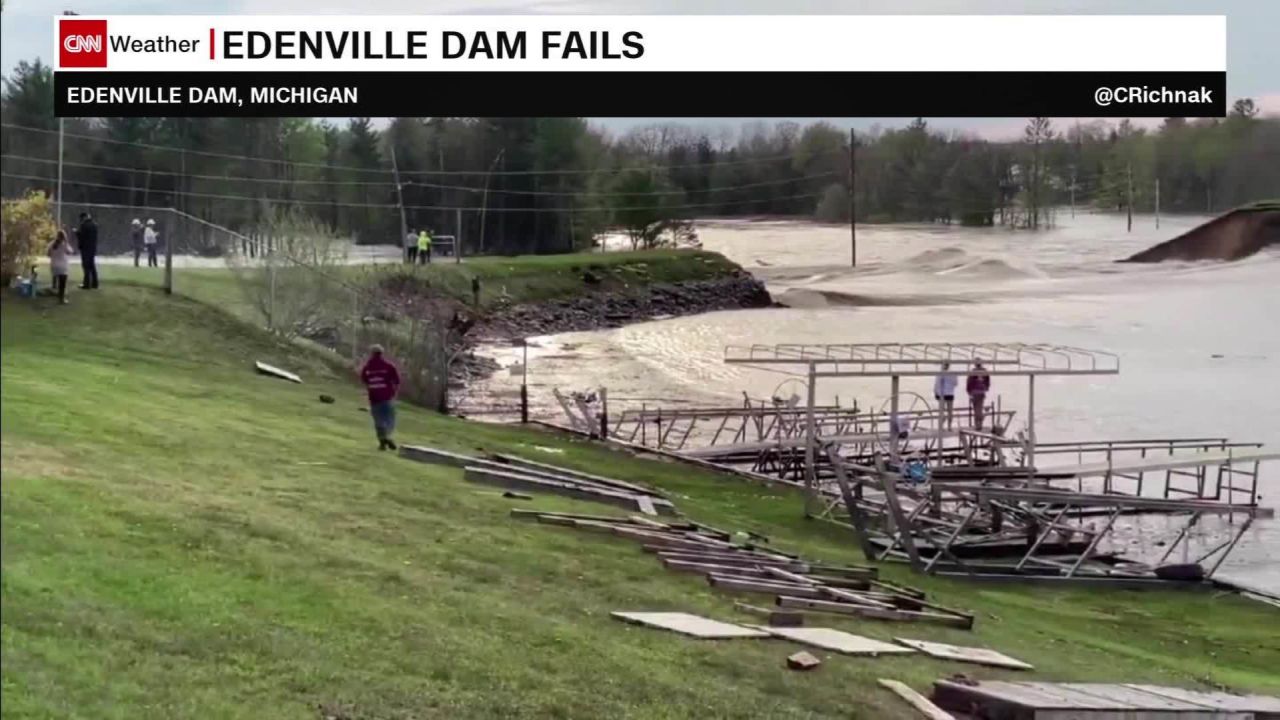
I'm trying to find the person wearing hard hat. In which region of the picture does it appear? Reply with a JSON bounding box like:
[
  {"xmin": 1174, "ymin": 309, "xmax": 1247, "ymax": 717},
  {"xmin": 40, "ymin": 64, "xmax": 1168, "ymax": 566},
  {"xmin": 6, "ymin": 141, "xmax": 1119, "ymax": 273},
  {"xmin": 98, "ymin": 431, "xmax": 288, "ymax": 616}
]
[
  {"xmin": 143, "ymin": 219, "xmax": 160, "ymax": 267},
  {"xmin": 417, "ymin": 228, "xmax": 432, "ymax": 265},
  {"xmin": 130, "ymin": 219, "xmax": 144, "ymax": 267}
]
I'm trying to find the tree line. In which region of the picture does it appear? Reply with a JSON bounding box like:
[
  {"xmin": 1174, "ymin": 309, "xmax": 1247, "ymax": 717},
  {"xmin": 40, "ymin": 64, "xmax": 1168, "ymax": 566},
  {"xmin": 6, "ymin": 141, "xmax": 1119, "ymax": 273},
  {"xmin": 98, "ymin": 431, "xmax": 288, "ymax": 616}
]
[{"xmin": 3, "ymin": 58, "xmax": 1278, "ymax": 255}]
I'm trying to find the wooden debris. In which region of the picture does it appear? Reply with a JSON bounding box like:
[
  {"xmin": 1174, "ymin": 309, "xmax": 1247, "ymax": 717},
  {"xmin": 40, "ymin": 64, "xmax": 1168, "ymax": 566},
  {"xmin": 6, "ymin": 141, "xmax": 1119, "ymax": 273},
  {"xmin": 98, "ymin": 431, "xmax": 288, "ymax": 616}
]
[
  {"xmin": 734, "ymin": 602, "xmax": 804, "ymax": 627},
  {"xmin": 751, "ymin": 626, "xmax": 915, "ymax": 657},
  {"xmin": 611, "ymin": 611, "xmax": 769, "ymax": 639},
  {"xmin": 399, "ymin": 444, "xmax": 477, "ymax": 468},
  {"xmin": 932, "ymin": 679, "xmax": 1280, "ymax": 719},
  {"xmin": 877, "ymin": 679, "xmax": 955, "ymax": 720},
  {"xmin": 776, "ymin": 597, "xmax": 974, "ymax": 630},
  {"xmin": 514, "ymin": 508, "xmax": 974, "ymax": 634},
  {"xmin": 489, "ymin": 452, "xmax": 668, "ymax": 498},
  {"xmin": 895, "ymin": 638, "xmax": 1033, "ymax": 670},
  {"xmin": 502, "ymin": 491, "xmax": 533, "ymax": 500},
  {"xmin": 787, "ymin": 651, "xmax": 822, "ymax": 671},
  {"xmin": 464, "ymin": 466, "xmax": 676, "ymax": 515},
  {"xmin": 254, "ymin": 361, "xmax": 301, "ymax": 384}
]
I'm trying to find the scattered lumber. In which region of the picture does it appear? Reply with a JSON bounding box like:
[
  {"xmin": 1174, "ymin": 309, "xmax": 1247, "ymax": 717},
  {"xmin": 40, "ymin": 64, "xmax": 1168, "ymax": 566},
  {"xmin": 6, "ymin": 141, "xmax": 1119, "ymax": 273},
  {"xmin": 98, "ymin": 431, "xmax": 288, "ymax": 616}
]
[
  {"xmin": 400, "ymin": 444, "xmax": 676, "ymax": 515},
  {"xmin": 877, "ymin": 679, "xmax": 955, "ymax": 720},
  {"xmin": 515, "ymin": 508, "xmax": 975, "ymax": 632},
  {"xmin": 787, "ymin": 651, "xmax": 822, "ymax": 671},
  {"xmin": 735, "ymin": 602, "xmax": 804, "ymax": 627}
]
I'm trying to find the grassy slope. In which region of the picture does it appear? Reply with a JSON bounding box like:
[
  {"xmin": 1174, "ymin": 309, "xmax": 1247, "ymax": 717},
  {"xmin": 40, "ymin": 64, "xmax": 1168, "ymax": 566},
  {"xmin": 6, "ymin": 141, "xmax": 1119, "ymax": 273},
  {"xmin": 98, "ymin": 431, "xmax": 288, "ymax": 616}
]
[
  {"xmin": 2, "ymin": 286, "xmax": 1277, "ymax": 720},
  {"xmin": 105, "ymin": 249, "xmax": 742, "ymax": 317}
]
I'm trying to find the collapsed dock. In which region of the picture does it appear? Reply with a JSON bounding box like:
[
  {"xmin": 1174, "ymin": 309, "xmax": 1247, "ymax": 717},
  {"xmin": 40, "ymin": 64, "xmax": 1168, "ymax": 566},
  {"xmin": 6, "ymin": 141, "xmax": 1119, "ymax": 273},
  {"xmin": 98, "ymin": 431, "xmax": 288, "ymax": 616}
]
[{"xmin": 554, "ymin": 342, "xmax": 1276, "ymax": 587}]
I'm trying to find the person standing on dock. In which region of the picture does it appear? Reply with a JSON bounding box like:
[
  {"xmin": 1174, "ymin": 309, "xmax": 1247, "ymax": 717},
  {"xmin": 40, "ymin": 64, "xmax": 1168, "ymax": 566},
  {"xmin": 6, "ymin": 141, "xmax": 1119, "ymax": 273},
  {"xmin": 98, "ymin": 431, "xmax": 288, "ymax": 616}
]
[
  {"xmin": 933, "ymin": 362, "xmax": 958, "ymax": 430},
  {"xmin": 359, "ymin": 344, "xmax": 402, "ymax": 451},
  {"xmin": 966, "ymin": 362, "xmax": 992, "ymax": 429}
]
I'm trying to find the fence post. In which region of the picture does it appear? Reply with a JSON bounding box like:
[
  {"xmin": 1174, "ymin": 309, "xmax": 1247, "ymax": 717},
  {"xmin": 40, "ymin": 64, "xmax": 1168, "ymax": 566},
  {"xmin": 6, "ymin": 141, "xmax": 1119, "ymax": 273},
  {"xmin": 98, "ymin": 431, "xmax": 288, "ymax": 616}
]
[
  {"xmin": 164, "ymin": 210, "xmax": 174, "ymax": 295},
  {"xmin": 351, "ymin": 289, "xmax": 360, "ymax": 361},
  {"xmin": 520, "ymin": 338, "xmax": 529, "ymax": 424},
  {"xmin": 267, "ymin": 257, "xmax": 276, "ymax": 331}
]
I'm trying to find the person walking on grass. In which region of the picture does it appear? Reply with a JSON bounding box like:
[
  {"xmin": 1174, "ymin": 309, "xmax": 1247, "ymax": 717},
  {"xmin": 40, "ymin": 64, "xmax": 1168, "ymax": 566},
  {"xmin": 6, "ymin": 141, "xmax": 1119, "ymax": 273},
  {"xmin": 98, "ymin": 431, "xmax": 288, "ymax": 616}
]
[
  {"xmin": 72, "ymin": 211, "xmax": 99, "ymax": 289},
  {"xmin": 143, "ymin": 219, "xmax": 160, "ymax": 267},
  {"xmin": 360, "ymin": 344, "xmax": 402, "ymax": 451},
  {"xmin": 933, "ymin": 361, "xmax": 958, "ymax": 430},
  {"xmin": 405, "ymin": 228, "xmax": 418, "ymax": 264},
  {"xmin": 47, "ymin": 229, "xmax": 74, "ymax": 305},
  {"xmin": 130, "ymin": 219, "xmax": 144, "ymax": 267},
  {"xmin": 417, "ymin": 228, "xmax": 432, "ymax": 265},
  {"xmin": 966, "ymin": 361, "xmax": 992, "ymax": 430}
]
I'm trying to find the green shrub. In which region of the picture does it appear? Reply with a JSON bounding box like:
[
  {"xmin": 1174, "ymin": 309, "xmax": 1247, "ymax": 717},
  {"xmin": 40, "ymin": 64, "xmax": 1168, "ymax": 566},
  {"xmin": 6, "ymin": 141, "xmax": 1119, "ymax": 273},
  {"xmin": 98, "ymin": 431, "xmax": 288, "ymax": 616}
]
[{"xmin": 1, "ymin": 190, "xmax": 57, "ymax": 284}]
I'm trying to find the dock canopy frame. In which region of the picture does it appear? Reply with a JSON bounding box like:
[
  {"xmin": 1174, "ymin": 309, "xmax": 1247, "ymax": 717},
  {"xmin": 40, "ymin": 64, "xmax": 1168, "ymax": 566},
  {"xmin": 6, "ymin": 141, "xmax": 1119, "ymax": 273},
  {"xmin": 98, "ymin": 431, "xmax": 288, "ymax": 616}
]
[{"xmin": 722, "ymin": 342, "xmax": 1121, "ymax": 514}]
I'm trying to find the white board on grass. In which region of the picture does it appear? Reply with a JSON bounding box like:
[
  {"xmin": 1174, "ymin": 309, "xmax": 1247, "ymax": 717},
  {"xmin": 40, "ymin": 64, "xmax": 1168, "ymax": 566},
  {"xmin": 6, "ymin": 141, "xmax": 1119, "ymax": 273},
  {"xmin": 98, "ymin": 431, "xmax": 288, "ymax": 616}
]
[
  {"xmin": 754, "ymin": 626, "xmax": 915, "ymax": 656},
  {"xmin": 894, "ymin": 638, "xmax": 1034, "ymax": 670},
  {"xmin": 611, "ymin": 612, "xmax": 770, "ymax": 639}
]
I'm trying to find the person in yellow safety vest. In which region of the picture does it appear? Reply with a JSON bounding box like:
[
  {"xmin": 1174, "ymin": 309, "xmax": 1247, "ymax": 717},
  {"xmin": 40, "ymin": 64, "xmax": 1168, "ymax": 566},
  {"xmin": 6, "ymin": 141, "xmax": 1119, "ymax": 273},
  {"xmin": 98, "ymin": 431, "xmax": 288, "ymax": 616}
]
[{"xmin": 417, "ymin": 229, "xmax": 432, "ymax": 265}]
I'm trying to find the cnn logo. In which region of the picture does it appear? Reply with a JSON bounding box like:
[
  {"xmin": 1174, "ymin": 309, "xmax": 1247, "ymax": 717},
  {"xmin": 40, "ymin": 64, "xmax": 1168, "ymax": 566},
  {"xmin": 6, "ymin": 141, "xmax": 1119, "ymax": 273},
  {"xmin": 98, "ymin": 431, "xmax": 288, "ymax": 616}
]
[{"xmin": 59, "ymin": 19, "xmax": 107, "ymax": 68}]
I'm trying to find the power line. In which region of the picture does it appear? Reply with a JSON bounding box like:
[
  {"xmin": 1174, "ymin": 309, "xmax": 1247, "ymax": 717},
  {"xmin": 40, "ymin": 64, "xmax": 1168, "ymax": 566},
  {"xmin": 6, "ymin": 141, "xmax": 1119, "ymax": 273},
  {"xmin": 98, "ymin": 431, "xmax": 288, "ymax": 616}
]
[
  {"xmin": 0, "ymin": 122, "xmax": 839, "ymax": 178},
  {"xmin": 2, "ymin": 171, "xmax": 824, "ymax": 214},
  {"xmin": 1, "ymin": 153, "xmax": 836, "ymax": 197}
]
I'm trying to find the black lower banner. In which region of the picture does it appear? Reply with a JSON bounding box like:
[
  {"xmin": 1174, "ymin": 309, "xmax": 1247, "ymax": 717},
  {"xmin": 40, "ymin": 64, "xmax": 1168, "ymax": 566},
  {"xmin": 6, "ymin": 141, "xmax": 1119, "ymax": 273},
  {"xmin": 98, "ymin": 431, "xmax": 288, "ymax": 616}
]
[{"xmin": 54, "ymin": 71, "xmax": 1226, "ymax": 118}]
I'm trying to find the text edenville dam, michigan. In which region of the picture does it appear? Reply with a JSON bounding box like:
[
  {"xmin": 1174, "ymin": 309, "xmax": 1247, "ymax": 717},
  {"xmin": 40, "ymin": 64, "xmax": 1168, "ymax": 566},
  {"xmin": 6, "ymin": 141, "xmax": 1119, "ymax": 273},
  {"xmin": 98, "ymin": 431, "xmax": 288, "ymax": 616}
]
[{"xmin": 109, "ymin": 29, "xmax": 646, "ymax": 61}]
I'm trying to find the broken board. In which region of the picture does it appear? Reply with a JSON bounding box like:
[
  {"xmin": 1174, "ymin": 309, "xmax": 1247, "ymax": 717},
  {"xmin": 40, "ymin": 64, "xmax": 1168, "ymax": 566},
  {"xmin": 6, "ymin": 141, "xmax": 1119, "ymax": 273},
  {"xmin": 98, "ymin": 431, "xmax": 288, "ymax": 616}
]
[
  {"xmin": 877, "ymin": 679, "xmax": 956, "ymax": 720},
  {"xmin": 611, "ymin": 612, "xmax": 769, "ymax": 639},
  {"xmin": 895, "ymin": 638, "xmax": 1033, "ymax": 670},
  {"xmin": 254, "ymin": 361, "xmax": 301, "ymax": 384},
  {"xmin": 931, "ymin": 680, "xmax": 1272, "ymax": 719},
  {"xmin": 752, "ymin": 626, "xmax": 915, "ymax": 656}
]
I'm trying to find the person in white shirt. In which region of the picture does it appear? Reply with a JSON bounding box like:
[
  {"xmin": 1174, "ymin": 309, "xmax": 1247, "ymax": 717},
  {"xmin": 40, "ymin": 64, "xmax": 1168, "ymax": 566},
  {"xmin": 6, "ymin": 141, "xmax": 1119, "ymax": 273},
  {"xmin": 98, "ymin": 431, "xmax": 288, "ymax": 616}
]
[
  {"xmin": 933, "ymin": 361, "xmax": 958, "ymax": 430},
  {"xmin": 404, "ymin": 228, "xmax": 418, "ymax": 264},
  {"xmin": 143, "ymin": 219, "xmax": 159, "ymax": 267},
  {"xmin": 47, "ymin": 228, "xmax": 74, "ymax": 304}
]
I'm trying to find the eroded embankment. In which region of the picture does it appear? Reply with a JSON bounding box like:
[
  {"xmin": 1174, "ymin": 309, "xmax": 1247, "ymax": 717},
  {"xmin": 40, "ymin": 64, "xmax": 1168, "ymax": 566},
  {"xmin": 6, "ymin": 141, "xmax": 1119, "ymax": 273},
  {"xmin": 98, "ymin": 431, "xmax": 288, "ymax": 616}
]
[{"xmin": 1124, "ymin": 204, "xmax": 1280, "ymax": 262}]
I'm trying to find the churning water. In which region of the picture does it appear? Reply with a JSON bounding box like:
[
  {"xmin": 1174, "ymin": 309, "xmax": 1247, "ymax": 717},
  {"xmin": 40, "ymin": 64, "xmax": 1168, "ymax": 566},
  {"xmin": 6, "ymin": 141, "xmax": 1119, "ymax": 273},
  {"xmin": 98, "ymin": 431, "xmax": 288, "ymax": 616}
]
[{"xmin": 474, "ymin": 212, "xmax": 1280, "ymax": 593}]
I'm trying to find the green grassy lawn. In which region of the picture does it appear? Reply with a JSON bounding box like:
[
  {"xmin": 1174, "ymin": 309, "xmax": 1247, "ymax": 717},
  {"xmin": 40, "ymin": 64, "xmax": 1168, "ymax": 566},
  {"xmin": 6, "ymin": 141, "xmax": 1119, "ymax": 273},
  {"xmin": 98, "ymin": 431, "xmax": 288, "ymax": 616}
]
[
  {"xmin": 2, "ymin": 285, "xmax": 1277, "ymax": 719},
  {"xmin": 103, "ymin": 248, "xmax": 741, "ymax": 319}
]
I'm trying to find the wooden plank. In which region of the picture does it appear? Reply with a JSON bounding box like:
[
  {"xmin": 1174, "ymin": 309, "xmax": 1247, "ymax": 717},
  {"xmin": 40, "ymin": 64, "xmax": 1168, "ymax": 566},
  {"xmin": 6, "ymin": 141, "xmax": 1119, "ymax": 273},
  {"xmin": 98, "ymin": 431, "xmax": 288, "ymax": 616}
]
[
  {"xmin": 821, "ymin": 586, "xmax": 897, "ymax": 610},
  {"xmin": 776, "ymin": 597, "xmax": 973, "ymax": 629},
  {"xmin": 1125, "ymin": 684, "xmax": 1280, "ymax": 715},
  {"xmin": 255, "ymin": 361, "xmax": 302, "ymax": 383},
  {"xmin": 877, "ymin": 679, "xmax": 956, "ymax": 720},
  {"xmin": 751, "ymin": 626, "xmax": 915, "ymax": 656},
  {"xmin": 763, "ymin": 567, "xmax": 820, "ymax": 586},
  {"xmin": 490, "ymin": 453, "xmax": 669, "ymax": 498},
  {"xmin": 661, "ymin": 559, "xmax": 771, "ymax": 578},
  {"xmin": 707, "ymin": 574, "xmax": 828, "ymax": 599},
  {"xmin": 399, "ymin": 444, "xmax": 475, "ymax": 468},
  {"xmin": 895, "ymin": 639, "xmax": 1033, "ymax": 671},
  {"xmin": 1055, "ymin": 684, "xmax": 1214, "ymax": 711},
  {"xmin": 734, "ymin": 602, "xmax": 805, "ymax": 627},
  {"xmin": 611, "ymin": 611, "xmax": 769, "ymax": 639},
  {"xmin": 636, "ymin": 495, "xmax": 659, "ymax": 516},
  {"xmin": 466, "ymin": 467, "xmax": 650, "ymax": 513},
  {"xmin": 511, "ymin": 509, "xmax": 630, "ymax": 523}
]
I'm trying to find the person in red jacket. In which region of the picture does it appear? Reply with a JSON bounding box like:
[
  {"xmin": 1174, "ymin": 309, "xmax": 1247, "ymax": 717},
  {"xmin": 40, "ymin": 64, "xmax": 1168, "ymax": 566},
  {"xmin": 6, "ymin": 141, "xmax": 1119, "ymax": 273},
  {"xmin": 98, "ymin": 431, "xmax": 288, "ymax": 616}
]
[
  {"xmin": 966, "ymin": 361, "xmax": 992, "ymax": 430},
  {"xmin": 359, "ymin": 344, "xmax": 402, "ymax": 450}
]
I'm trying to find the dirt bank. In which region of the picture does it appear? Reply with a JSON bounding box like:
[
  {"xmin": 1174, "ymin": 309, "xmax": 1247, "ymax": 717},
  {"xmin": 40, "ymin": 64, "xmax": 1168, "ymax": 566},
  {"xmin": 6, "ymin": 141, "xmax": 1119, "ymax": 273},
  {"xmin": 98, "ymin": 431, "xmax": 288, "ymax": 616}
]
[
  {"xmin": 475, "ymin": 272, "xmax": 774, "ymax": 339},
  {"xmin": 1123, "ymin": 204, "xmax": 1280, "ymax": 262}
]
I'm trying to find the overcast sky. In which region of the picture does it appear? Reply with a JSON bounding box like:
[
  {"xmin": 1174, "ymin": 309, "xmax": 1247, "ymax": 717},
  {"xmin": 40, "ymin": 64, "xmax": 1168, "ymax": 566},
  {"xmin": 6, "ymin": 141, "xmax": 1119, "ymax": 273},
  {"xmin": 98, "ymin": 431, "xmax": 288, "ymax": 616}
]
[{"xmin": 5, "ymin": 0, "xmax": 1277, "ymax": 139}]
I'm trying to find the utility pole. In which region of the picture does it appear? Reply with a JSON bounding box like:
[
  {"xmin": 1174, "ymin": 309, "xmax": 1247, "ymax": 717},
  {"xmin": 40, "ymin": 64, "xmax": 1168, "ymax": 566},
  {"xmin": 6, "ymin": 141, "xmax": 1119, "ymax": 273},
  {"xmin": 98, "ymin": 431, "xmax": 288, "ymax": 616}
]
[
  {"xmin": 848, "ymin": 128, "xmax": 857, "ymax": 267},
  {"xmin": 1126, "ymin": 163, "xmax": 1133, "ymax": 233},
  {"xmin": 1155, "ymin": 178, "xmax": 1161, "ymax": 229},
  {"xmin": 479, "ymin": 148, "xmax": 504, "ymax": 255},
  {"xmin": 1069, "ymin": 166, "xmax": 1077, "ymax": 219},
  {"xmin": 389, "ymin": 141, "xmax": 408, "ymax": 254},
  {"xmin": 56, "ymin": 118, "xmax": 65, "ymax": 228}
]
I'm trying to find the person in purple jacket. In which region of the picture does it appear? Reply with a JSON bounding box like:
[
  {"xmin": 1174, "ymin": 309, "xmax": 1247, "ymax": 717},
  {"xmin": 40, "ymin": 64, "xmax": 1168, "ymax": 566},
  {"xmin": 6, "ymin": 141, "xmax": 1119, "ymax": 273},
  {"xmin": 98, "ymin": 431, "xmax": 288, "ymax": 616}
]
[{"xmin": 966, "ymin": 362, "xmax": 992, "ymax": 429}]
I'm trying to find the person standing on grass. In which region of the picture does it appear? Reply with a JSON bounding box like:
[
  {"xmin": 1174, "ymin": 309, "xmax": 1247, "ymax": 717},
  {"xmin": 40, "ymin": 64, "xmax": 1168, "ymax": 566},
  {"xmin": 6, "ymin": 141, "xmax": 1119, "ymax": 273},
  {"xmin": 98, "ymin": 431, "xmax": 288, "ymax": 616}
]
[
  {"xmin": 130, "ymin": 219, "xmax": 144, "ymax": 267},
  {"xmin": 72, "ymin": 211, "xmax": 99, "ymax": 289},
  {"xmin": 360, "ymin": 344, "xmax": 402, "ymax": 451},
  {"xmin": 933, "ymin": 361, "xmax": 958, "ymax": 430},
  {"xmin": 143, "ymin": 219, "xmax": 160, "ymax": 267},
  {"xmin": 47, "ymin": 229, "xmax": 73, "ymax": 305},
  {"xmin": 405, "ymin": 228, "xmax": 418, "ymax": 264},
  {"xmin": 966, "ymin": 361, "xmax": 992, "ymax": 430},
  {"xmin": 417, "ymin": 229, "xmax": 432, "ymax": 265}
]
